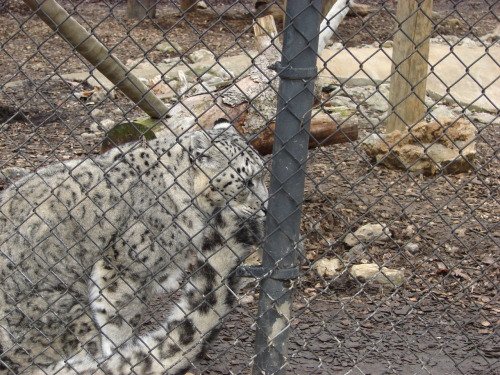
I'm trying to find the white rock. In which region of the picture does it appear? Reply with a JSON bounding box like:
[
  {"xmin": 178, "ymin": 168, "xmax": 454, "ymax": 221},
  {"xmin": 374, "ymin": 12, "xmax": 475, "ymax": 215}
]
[
  {"xmin": 344, "ymin": 243, "xmax": 365, "ymax": 261},
  {"xmin": 101, "ymin": 119, "xmax": 115, "ymax": 130},
  {"xmin": 156, "ymin": 41, "xmax": 181, "ymax": 54},
  {"xmin": 196, "ymin": 0, "xmax": 207, "ymax": 9},
  {"xmin": 325, "ymin": 95, "xmax": 356, "ymax": 109},
  {"xmin": 314, "ymin": 258, "xmax": 343, "ymax": 278},
  {"xmin": 470, "ymin": 112, "xmax": 498, "ymax": 124},
  {"xmin": 90, "ymin": 108, "xmax": 105, "ymax": 117},
  {"xmin": 112, "ymin": 108, "xmax": 126, "ymax": 116},
  {"xmin": 344, "ymin": 223, "xmax": 391, "ymax": 247},
  {"xmin": 90, "ymin": 119, "xmax": 115, "ymax": 133},
  {"xmin": 404, "ymin": 242, "xmax": 419, "ymax": 254},
  {"xmin": 80, "ymin": 132, "xmax": 94, "ymax": 140},
  {"xmin": 430, "ymin": 105, "xmax": 455, "ymax": 119},
  {"xmin": 365, "ymin": 90, "xmax": 390, "ymax": 113},
  {"xmin": 350, "ymin": 264, "xmax": 405, "ymax": 288},
  {"xmin": 89, "ymin": 122, "xmax": 101, "ymax": 133},
  {"xmin": 189, "ymin": 49, "xmax": 216, "ymax": 64},
  {"xmin": 239, "ymin": 294, "xmax": 254, "ymax": 305}
]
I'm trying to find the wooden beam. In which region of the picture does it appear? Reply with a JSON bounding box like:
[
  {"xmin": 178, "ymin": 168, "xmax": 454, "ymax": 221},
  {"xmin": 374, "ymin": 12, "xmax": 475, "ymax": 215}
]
[{"xmin": 386, "ymin": 0, "xmax": 433, "ymax": 133}]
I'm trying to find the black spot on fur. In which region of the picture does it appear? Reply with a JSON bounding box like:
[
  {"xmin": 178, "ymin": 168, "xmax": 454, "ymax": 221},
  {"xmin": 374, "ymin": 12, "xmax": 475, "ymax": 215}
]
[
  {"xmin": 141, "ymin": 356, "xmax": 153, "ymax": 372},
  {"xmin": 201, "ymin": 230, "xmax": 224, "ymax": 253},
  {"xmin": 235, "ymin": 219, "xmax": 261, "ymax": 246},
  {"xmin": 224, "ymin": 271, "xmax": 239, "ymax": 307},
  {"xmin": 214, "ymin": 118, "xmax": 229, "ymax": 125},
  {"xmin": 174, "ymin": 365, "xmax": 192, "ymax": 375},
  {"xmin": 195, "ymin": 261, "xmax": 217, "ymax": 286},
  {"xmin": 130, "ymin": 313, "xmax": 142, "ymax": 327},
  {"xmin": 179, "ymin": 320, "xmax": 196, "ymax": 345},
  {"xmin": 212, "ymin": 210, "xmax": 226, "ymax": 228},
  {"xmin": 166, "ymin": 343, "xmax": 180, "ymax": 357}
]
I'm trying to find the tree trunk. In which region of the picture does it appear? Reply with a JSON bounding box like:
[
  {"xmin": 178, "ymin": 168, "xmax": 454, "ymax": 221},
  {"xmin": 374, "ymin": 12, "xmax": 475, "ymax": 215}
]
[
  {"xmin": 127, "ymin": 0, "xmax": 157, "ymax": 19},
  {"xmin": 180, "ymin": 0, "xmax": 197, "ymax": 12}
]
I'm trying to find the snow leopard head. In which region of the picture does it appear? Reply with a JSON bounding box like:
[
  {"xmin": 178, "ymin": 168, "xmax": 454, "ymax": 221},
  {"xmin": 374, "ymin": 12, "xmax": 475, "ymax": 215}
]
[{"xmin": 190, "ymin": 120, "xmax": 268, "ymax": 218}]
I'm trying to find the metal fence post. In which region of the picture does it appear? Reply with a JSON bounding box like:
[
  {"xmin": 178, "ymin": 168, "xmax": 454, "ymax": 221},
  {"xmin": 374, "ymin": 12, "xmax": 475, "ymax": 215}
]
[{"xmin": 252, "ymin": 1, "xmax": 322, "ymax": 374}]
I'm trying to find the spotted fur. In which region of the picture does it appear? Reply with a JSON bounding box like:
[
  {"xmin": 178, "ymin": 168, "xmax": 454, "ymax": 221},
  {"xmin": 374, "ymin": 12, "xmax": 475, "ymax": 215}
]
[{"xmin": 0, "ymin": 124, "xmax": 267, "ymax": 374}]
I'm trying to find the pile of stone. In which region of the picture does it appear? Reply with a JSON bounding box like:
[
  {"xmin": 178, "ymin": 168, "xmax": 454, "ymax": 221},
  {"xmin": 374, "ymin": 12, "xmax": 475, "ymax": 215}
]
[{"xmin": 361, "ymin": 118, "xmax": 477, "ymax": 175}]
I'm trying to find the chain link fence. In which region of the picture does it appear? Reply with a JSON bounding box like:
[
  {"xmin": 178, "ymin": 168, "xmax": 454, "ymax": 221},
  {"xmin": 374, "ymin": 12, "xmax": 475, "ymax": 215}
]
[{"xmin": 1, "ymin": 0, "xmax": 498, "ymax": 374}]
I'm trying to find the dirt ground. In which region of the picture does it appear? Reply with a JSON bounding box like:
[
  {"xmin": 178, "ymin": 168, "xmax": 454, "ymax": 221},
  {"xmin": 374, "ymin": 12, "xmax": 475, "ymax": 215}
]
[{"xmin": 0, "ymin": 0, "xmax": 499, "ymax": 374}]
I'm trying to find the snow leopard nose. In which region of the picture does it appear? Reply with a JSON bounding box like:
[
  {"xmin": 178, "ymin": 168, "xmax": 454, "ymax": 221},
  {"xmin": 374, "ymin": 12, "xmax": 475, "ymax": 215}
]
[{"xmin": 260, "ymin": 201, "xmax": 268, "ymax": 215}]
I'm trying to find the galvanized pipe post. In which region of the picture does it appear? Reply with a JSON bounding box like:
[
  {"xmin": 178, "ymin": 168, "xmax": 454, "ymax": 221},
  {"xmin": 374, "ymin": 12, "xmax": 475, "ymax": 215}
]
[{"xmin": 252, "ymin": 1, "xmax": 322, "ymax": 374}]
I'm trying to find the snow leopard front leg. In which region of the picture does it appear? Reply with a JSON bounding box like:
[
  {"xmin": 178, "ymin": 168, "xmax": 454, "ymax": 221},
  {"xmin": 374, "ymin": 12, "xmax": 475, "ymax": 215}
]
[
  {"xmin": 87, "ymin": 220, "xmax": 174, "ymax": 358},
  {"xmin": 48, "ymin": 212, "xmax": 264, "ymax": 375}
]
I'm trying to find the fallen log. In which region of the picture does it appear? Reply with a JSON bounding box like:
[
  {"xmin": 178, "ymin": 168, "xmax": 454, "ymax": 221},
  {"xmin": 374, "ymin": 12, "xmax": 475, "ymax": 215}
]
[
  {"xmin": 250, "ymin": 115, "xmax": 358, "ymax": 155},
  {"xmin": 104, "ymin": 109, "xmax": 357, "ymax": 156}
]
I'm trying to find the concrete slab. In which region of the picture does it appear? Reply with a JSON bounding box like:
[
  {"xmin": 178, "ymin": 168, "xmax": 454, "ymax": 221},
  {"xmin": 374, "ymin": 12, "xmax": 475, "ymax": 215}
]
[
  {"xmin": 320, "ymin": 43, "xmax": 499, "ymax": 113},
  {"xmin": 46, "ymin": 44, "xmax": 497, "ymax": 113}
]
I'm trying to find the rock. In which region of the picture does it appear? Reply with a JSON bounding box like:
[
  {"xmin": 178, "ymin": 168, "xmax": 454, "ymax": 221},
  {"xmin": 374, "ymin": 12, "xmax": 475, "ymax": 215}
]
[
  {"xmin": 156, "ymin": 41, "xmax": 181, "ymax": 54},
  {"xmin": 361, "ymin": 118, "xmax": 477, "ymax": 175},
  {"xmin": 112, "ymin": 108, "xmax": 126, "ymax": 116},
  {"xmin": 344, "ymin": 243, "xmax": 365, "ymax": 261},
  {"xmin": 203, "ymin": 75, "xmax": 230, "ymax": 89},
  {"xmin": 0, "ymin": 167, "xmax": 31, "ymax": 184},
  {"xmin": 430, "ymin": 105, "xmax": 455, "ymax": 119},
  {"xmin": 100, "ymin": 121, "xmax": 157, "ymax": 153},
  {"xmin": 314, "ymin": 258, "xmax": 343, "ymax": 278},
  {"xmin": 196, "ymin": 0, "xmax": 207, "ymax": 9},
  {"xmin": 325, "ymin": 94, "xmax": 354, "ymax": 107},
  {"xmin": 239, "ymin": 294, "xmax": 254, "ymax": 305},
  {"xmin": 349, "ymin": 3, "xmax": 376, "ymax": 17},
  {"xmin": 349, "ymin": 264, "xmax": 405, "ymax": 289},
  {"xmin": 365, "ymin": 86, "xmax": 390, "ymax": 113},
  {"xmin": 404, "ymin": 242, "xmax": 419, "ymax": 254},
  {"xmin": 470, "ymin": 112, "xmax": 499, "ymax": 125},
  {"xmin": 189, "ymin": 49, "xmax": 215, "ymax": 64},
  {"xmin": 324, "ymin": 105, "xmax": 355, "ymax": 118},
  {"xmin": 90, "ymin": 108, "xmax": 105, "ymax": 117},
  {"xmin": 480, "ymin": 24, "xmax": 500, "ymax": 43},
  {"xmin": 320, "ymin": 44, "xmax": 500, "ymax": 113},
  {"xmin": 81, "ymin": 132, "xmax": 94, "ymax": 140},
  {"xmin": 89, "ymin": 122, "xmax": 101, "ymax": 133},
  {"xmin": 441, "ymin": 18, "xmax": 464, "ymax": 28},
  {"xmin": 344, "ymin": 223, "xmax": 391, "ymax": 247}
]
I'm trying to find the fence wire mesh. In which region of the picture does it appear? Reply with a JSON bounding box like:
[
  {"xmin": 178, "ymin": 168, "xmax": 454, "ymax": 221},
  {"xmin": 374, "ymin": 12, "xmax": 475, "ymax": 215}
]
[{"xmin": 0, "ymin": 0, "xmax": 499, "ymax": 374}]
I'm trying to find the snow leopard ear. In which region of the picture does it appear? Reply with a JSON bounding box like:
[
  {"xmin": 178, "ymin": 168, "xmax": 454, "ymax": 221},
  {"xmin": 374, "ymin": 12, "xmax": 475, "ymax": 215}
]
[
  {"xmin": 213, "ymin": 118, "xmax": 237, "ymax": 134},
  {"xmin": 189, "ymin": 131, "xmax": 212, "ymax": 164}
]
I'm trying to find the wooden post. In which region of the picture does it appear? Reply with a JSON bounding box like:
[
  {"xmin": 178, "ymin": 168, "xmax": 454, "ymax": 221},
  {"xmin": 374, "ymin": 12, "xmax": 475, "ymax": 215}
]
[
  {"xmin": 180, "ymin": 0, "xmax": 197, "ymax": 12},
  {"xmin": 127, "ymin": 0, "xmax": 156, "ymax": 19},
  {"xmin": 386, "ymin": 0, "xmax": 433, "ymax": 133}
]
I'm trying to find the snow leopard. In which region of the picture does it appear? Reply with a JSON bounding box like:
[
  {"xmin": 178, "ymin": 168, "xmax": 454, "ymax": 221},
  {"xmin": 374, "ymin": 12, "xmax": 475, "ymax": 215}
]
[{"xmin": 0, "ymin": 120, "xmax": 268, "ymax": 375}]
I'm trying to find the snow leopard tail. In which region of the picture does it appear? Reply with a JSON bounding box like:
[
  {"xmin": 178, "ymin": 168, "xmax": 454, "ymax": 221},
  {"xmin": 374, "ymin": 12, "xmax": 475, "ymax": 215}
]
[{"xmin": 44, "ymin": 213, "xmax": 264, "ymax": 375}]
